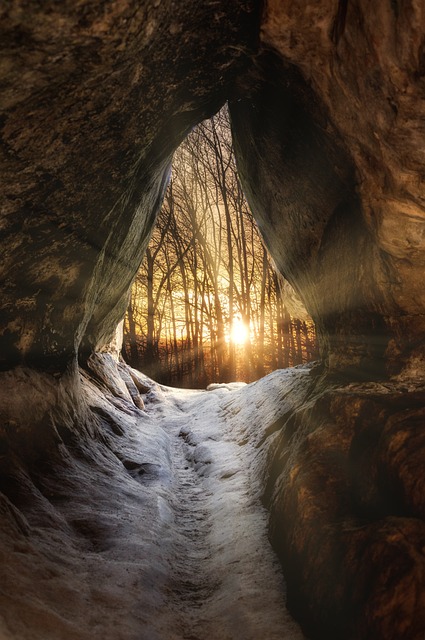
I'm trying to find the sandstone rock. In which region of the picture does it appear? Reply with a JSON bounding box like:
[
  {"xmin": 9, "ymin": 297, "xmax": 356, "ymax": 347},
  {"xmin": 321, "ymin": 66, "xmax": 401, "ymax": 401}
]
[
  {"xmin": 117, "ymin": 362, "xmax": 145, "ymax": 409},
  {"xmin": 0, "ymin": 0, "xmax": 260, "ymax": 372},
  {"xmin": 259, "ymin": 0, "xmax": 425, "ymax": 377},
  {"xmin": 266, "ymin": 382, "xmax": 425, "ymax": 640}
]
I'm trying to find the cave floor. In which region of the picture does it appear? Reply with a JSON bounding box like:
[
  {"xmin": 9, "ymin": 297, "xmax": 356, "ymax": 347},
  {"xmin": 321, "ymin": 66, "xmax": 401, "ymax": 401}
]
[
  {"xmin": 0, "ymin": 368, "xmax": 307, "ymax": 640},
  {"xmin": 145, "ymin": 380, "xmax": 304, "ymax": 639}
]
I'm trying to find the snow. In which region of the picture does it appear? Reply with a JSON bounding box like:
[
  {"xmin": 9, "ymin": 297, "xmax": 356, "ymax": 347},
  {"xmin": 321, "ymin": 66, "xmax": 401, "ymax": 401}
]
[
  {"xmin": 0, "ymin": 364, "xmax": 309, "ymax": 640},
  {"xmin": 133, "ymin": 368, "xmax": 306, "ymax": 639}
]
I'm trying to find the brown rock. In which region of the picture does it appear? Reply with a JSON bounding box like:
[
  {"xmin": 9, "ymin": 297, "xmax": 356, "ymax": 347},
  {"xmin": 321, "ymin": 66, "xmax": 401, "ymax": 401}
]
[
  {"xmin": 259, "ymin": 0, "xmax": 425, "ymax": 376},
  {"xmin": 0, "ymin": 0, "xmax": 260, "ymax": 371}
]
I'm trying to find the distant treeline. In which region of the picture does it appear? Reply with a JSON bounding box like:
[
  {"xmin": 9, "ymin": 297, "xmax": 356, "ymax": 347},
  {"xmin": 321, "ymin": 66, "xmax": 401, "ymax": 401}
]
[{"xmin": 123, "ymin": 108, "xmax": 317, "ymax": 387}]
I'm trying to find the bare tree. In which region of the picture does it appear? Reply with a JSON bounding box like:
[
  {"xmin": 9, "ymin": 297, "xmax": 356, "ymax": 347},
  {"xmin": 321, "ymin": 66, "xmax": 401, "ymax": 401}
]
[{"xmin": 123, "ymin": 106, "xmax": 317, "ymax": 386}]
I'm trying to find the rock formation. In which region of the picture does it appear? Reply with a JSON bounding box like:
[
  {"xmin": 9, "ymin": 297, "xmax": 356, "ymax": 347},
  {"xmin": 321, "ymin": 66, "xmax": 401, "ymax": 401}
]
[{"xmin": 0, "ymin": 1, "xmax": 424, "ymax": 639}]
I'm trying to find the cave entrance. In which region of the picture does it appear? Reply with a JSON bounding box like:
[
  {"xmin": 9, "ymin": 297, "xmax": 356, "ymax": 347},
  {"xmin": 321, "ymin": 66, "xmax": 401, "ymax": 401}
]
[{"xmin": 122, "ymin": 107, "xmax": 317, "ymax": 388}]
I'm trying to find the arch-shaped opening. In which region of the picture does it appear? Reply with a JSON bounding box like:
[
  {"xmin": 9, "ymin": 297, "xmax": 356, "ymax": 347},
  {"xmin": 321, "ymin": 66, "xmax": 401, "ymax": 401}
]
[
  {"xmin": 122, "ymin": 107, "xmax": 317, "ymax": 387},
  {"xmin": 1, "ymin": 3, "xmax": 425, "ymax": 640}
]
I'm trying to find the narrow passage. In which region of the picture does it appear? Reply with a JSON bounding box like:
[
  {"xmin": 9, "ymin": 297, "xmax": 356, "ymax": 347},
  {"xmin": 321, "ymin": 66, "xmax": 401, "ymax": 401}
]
[
  {"xmin": 141, "ymin": 378, "xmax": 304, "ymax": 640},
  {"xmin": 0, "ymin": 368, "xmax": 308, "ymax": 640}
]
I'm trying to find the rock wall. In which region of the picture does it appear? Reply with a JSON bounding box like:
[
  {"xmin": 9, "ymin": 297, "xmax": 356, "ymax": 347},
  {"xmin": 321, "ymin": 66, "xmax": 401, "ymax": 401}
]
[
  {"xmin": 257, "ymin": 0, "xmax": 425, "ymax": 378},
  {"xmin": 264, "ymin": 374, "xmax": 425, "ymax": 639},
  {"xmin": 0, "ymin": 0, "xmax": 260, "ymax": 371},
  {"xmin": 230, "ymin": 49, "xmax": 380, "ymax": 375}
]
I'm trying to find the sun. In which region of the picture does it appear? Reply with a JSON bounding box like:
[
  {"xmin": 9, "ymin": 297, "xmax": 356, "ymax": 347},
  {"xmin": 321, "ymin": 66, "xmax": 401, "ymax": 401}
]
[{"xmin": 229, "ymin": 317, "xmax": 249, "ymax": 346}]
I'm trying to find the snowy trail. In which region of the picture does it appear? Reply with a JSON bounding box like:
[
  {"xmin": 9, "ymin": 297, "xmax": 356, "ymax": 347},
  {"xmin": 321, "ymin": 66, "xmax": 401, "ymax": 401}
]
[
  {"xmin": 142, "ymin": 380, "xmax": 305, "ymax": 640},
  {"xmin": 0, "ymin": 367, "xmax": 308, "ymax": 640}
]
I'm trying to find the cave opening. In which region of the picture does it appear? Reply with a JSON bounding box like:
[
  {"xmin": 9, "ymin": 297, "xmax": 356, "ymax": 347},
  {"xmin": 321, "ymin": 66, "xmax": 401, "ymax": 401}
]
[
  {"xmin": 1, "ymin": 2, "xmax": 425, "ymax": 639},
  {"xmin": 122, "ymin": 106, "xmax": 317, "ymax": 388}
]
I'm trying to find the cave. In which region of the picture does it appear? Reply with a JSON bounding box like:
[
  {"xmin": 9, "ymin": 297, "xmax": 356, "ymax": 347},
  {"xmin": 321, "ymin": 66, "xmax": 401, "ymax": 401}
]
[{"xmin": 1, "ymin": 1, "xmax": 424, "ymax": 639}]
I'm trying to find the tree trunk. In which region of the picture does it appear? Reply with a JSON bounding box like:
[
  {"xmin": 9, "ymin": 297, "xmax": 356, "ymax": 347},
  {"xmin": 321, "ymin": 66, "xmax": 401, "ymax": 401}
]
[{"xmin": 126, "ymin": 298, "xmax": 140, "ymax": 367}]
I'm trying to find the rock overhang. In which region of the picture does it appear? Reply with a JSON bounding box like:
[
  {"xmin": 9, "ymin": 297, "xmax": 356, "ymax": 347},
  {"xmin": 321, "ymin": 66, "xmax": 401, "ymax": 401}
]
[
  {"xmin": 1, "ymin": 1, "xmax": 424, "ymax": 380},
  {"xmin": 0, "ymin": 0, "xmax": 261, "ymax": 372}
]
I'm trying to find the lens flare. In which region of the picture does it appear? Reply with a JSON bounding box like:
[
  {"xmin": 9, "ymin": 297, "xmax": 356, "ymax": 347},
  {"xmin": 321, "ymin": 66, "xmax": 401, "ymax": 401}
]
[{"xmin": 229, "ymin": 318, "xmax": 249, "ymax": 345}]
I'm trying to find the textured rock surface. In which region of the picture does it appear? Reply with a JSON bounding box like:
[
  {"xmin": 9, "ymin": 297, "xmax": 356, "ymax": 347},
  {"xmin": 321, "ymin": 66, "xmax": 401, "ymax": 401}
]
[
  {"xmin": 257, "ymin": 0, "xmax": 425, "ymax": 376},
  {"xmin": 230, "ymin": 33, "xmax": 425, "ymax": 376},
  {"xmin": 265, "ymin": 377, "xmax": 425, "ymax": 639},
  {"xmin": 0, "ymin": 0, "xmax": 259, "ymax": 370},
  {"xmin": 230, "ymin": 49, "xmax": 378, "ymax": 374}
]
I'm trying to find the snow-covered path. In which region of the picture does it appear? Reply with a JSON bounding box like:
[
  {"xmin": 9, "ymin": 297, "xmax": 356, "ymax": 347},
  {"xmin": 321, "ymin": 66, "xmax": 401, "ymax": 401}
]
[
  {"xmin": 0, "ymin": 367, "xmax": 309, "ymax": 640},
  {"xmin": 140, "ymin": 378, "xmax": 305, "ymax": 640}
]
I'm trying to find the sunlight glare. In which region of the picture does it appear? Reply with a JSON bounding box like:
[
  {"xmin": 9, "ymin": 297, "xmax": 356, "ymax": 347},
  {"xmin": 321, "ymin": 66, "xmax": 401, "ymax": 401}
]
[{"xmin": 229, "ymin": 318, "xmax": 249, "ymax": 346}]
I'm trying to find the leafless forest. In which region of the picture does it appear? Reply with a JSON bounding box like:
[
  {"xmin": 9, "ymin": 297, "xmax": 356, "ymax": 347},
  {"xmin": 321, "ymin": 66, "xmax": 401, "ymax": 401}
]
[{"xmin": 123, "ymin": 108, "xmax": 317, "ymax": 387}]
